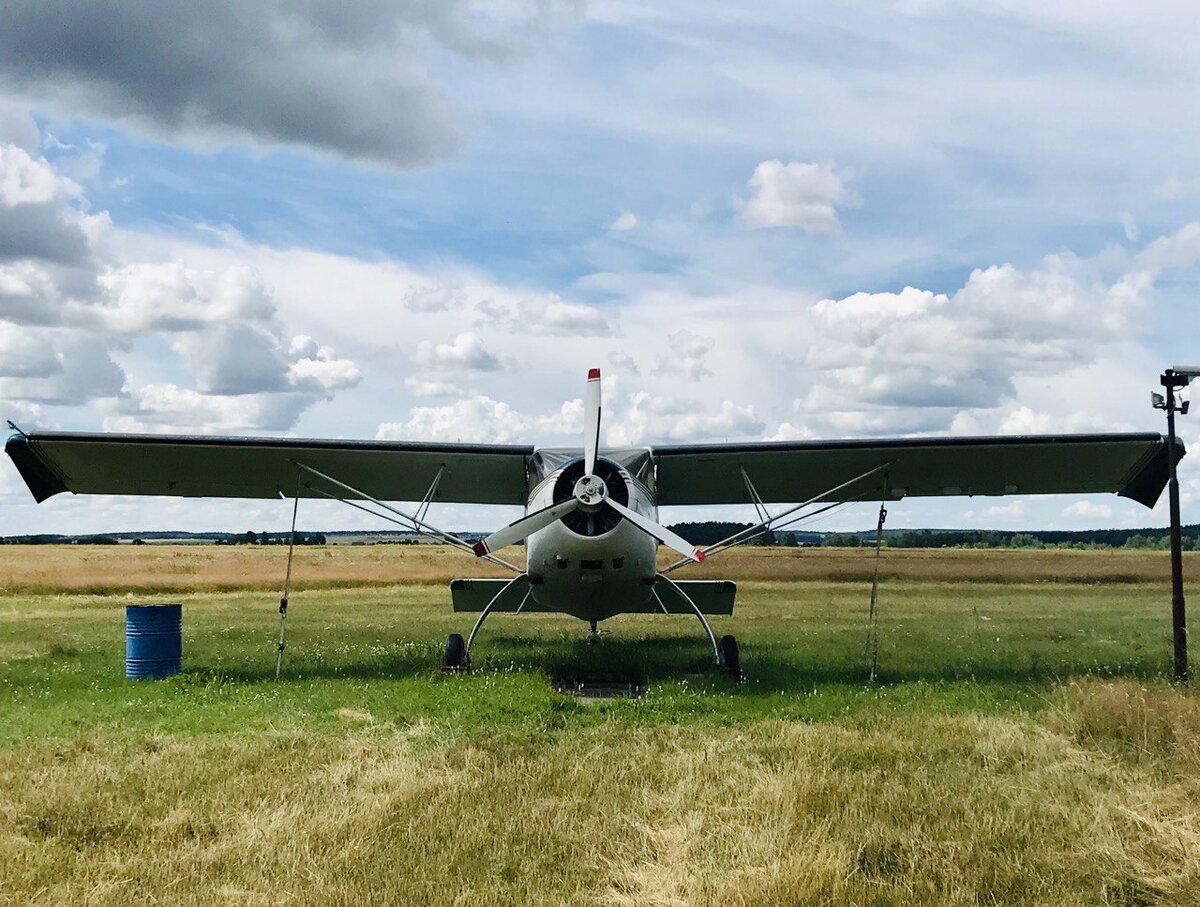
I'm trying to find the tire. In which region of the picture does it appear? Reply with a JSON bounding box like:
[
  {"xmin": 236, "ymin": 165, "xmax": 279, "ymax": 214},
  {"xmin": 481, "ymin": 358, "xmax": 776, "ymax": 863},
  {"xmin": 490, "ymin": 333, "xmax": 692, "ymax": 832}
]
[
  {"xmin": 442, "ymin": 633, "xmax": 468, "ymax": 670},
  {"xmin": 719, "ymin": 635, "xmax": 741, "ymax": 679}
]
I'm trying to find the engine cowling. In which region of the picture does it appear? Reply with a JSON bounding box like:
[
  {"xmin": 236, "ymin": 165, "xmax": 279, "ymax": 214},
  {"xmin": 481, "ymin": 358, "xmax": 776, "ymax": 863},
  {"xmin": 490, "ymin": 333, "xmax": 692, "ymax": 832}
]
[{"xmin": 551, "ymin": 456, "xmax": 629, "ymax": 537}]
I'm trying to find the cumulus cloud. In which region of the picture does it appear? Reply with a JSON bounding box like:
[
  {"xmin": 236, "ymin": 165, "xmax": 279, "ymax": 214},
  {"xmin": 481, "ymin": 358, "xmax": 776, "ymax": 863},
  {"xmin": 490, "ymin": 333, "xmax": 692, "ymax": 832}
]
[
  {"xmin": 539, "ymin": 296, "xmax": 611, "ymax": 336},
  {"xmin": 97, "ymin": 262, "xmax": 276, "ymax": 333},
  {"xmin": 792, "ymin": 251, "xmax": 1163, "ymax": 436},
  {"xmin": 377, "ymin": 395, "xmax": 580, "ymax": 444},
  {"xmin": 608, "ymin": 350, "xmax": 640, "ymax": 376},
  {"xmin": 402, "ymin": 281, "xmax": 466, "ymax": 313},
  {"xmin": 653, "ymin": 329, "xmax": 714, "ymax": 380},
  {"xmin": 736, "ymin": 160, "xmax": 850, "ymax": 232},
  {"xmin": 474, "ymin": 292, "xmax": 611, "ymax": 337},
  {"xmin": 104, "ymin": 384, "xmax": 315, "ymax": 434},
  {"xmin": 415, "ymin": 331, "xmax": 501, "ymax": 371},
  {"xmin": 609, "ymin": 210, "xmax": 638, "ymax": 231},
  {"xmin": 0, "ymin": 0, "xmax": 582, "ymax": 168},
  {"xmin": 1064, "ymin": 501, "xmax": 1113, "ymax": 520},
  {"xmin": 606, "ymin": 392, "xmax": 764, "ymax": 445},
  {"xmin": 0, "ymin": 139, "xmax": 360, "ymax": 430}
]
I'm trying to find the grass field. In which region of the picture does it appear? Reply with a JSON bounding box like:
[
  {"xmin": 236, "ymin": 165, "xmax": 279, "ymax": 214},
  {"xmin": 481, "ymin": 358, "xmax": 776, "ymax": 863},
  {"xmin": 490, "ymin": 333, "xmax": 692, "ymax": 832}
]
[{"xmin": 2, "ymin": 545, "xmax": 1200, "ymax": 905}]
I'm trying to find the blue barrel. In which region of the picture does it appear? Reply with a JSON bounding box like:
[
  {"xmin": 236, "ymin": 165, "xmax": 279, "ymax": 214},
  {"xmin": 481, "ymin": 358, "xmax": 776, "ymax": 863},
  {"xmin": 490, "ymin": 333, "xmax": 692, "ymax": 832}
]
[{"xmin": 125, "ymin": 604, "xmax": 182, "ymax": 679}]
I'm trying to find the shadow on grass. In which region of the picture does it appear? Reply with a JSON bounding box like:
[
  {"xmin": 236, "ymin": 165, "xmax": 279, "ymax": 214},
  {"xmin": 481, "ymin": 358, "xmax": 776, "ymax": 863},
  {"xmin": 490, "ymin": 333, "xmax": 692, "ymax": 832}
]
[{"xmin": 186, "ymin": 630, "xmax": 1173, "ymax": 692}]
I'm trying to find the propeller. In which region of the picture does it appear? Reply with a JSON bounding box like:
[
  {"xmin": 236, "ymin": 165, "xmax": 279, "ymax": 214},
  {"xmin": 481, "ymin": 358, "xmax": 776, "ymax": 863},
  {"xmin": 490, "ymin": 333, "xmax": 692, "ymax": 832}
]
[
  {"xmin": 472, "ymin": 368, "xmax": 704, "ymax": 563},
  {"xmin": 584, "ymin": 367, "xmax": 601, "ymax": 476}
]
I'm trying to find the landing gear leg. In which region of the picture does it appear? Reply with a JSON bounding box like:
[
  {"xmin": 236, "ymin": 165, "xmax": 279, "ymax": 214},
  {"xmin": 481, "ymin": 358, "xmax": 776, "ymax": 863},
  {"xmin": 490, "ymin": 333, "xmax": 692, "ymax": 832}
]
[
  {"xmin": 654, "ymin": 574, "xmax": 722, "ymax": 670},
  {"xmin": 586, "ymin": 619, "xmax": 601, "ymax": 643}
]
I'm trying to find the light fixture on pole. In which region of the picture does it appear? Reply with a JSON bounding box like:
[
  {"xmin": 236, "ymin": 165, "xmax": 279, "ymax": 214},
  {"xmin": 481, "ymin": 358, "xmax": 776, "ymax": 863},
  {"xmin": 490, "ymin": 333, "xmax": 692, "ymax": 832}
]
[{"xmin": 1156, "ymin": 366, "xmax": 1197, "ymax": 683}]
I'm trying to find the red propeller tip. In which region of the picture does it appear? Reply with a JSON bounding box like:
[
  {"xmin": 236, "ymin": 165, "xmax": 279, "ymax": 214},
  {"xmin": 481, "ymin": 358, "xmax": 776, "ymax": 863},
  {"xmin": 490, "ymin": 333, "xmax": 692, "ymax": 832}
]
[
  {"xmin": 588, "ymin": 368, "xmax": 601, "ymax": 379},
  {"xmin": 694, "ymin": 549, "xmax": 706, "ymax": 563},
  {"xmin": 472, "ymin": 541, "xmax": 488, "ymax": 557}
]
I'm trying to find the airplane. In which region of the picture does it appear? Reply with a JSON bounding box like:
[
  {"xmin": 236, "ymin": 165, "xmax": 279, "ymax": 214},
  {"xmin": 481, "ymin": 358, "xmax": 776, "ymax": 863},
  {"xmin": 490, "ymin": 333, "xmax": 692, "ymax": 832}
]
[{"xmin": 5, "ymin": 368, "xmax": 1184, "ymax": 676}]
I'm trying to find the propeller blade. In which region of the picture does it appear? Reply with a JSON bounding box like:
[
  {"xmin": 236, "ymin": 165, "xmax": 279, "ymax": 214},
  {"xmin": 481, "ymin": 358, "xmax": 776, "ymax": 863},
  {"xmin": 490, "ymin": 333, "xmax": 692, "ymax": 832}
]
[
  {"xmin": 473, "ymin": 498, "xmax": 580, "ymax": 557},
  {"xmin": 603, "ymin": 498, "xmax": 706, "ymax": 563},
  {"xmin": 584, "ymin": 367, "xmax": 601, "ymax": 476}
]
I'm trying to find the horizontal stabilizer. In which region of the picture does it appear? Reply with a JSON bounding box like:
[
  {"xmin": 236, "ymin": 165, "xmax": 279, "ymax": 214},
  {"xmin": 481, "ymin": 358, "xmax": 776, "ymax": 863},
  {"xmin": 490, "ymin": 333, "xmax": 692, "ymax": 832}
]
[
  {"xmin": 450, "ymin": 577, "xmax": 547, "ymax": 613},
  {"xmin": 644, "ymin": 579, "xmax": 736, "ymax": 616}
]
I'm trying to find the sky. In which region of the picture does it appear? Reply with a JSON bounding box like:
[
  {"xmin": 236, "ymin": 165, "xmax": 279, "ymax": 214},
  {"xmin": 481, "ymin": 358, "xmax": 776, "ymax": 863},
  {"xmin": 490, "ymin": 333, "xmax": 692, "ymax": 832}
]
[{"xmin": 0, "ymin": 0, "xmax": 1198, "ymax": 536}]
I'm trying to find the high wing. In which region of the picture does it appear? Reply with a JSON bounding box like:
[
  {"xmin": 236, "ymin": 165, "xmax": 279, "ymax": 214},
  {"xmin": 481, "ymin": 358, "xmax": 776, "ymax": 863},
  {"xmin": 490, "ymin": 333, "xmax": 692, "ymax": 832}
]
[
  {"xmin": 652, "ymin": 433, "xmax": 1182, "ymax": 509},
  {"xmin": 5, "ymin": 431, "xmax": 532, "ymax": 505}
]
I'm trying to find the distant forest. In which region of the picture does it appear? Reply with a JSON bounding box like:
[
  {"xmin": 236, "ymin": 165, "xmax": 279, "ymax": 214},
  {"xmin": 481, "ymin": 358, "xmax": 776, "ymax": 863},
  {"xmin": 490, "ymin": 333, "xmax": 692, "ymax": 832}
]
[
  {"xmin": 666, "ymin": 521, "xmax": 1200, "ymax": 551},
  {"xmin": 3, "ymin": 524, "xmax": 1199, "ymax": 550}
]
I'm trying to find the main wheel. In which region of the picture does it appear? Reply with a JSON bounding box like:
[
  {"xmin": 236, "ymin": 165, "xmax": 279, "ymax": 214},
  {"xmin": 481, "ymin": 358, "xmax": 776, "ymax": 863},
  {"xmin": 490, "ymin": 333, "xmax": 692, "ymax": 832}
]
[
  {"xmin": 719, "ymin": 635, "xmax": 741, "ymax": 679},
  {"xmin": 442, "ymin": 633, "xmax": 468, "ymax": 671}
]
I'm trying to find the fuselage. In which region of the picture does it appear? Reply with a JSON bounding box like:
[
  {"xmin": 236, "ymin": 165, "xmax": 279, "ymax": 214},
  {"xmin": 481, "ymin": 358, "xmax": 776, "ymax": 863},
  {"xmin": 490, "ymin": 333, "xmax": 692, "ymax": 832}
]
[{"xmin": 524, "ymin": 452, "xmax": 658, "ymax": 621}]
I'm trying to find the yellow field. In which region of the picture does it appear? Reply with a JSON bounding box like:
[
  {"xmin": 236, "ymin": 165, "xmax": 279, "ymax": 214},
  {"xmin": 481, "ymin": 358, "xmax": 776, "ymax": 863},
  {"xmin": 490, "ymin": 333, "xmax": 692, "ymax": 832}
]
[{"xmin": 0, "ymin": 543, "xmax": 1195, "ymax": 593}]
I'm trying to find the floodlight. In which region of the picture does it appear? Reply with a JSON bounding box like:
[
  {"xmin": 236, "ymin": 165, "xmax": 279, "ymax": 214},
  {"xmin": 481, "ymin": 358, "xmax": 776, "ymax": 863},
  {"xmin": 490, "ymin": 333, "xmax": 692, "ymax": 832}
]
[{"xmin": 1153, "ymin": 392, "xmax": 1167, "ymax": 409}]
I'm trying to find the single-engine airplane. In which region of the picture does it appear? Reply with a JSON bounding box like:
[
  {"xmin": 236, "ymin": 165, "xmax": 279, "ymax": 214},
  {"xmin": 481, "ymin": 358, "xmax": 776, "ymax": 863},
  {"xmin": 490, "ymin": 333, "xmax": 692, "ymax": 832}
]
[{"xmin": 5, "ymin": 368, "xmax": 1184, "ymax": 675}]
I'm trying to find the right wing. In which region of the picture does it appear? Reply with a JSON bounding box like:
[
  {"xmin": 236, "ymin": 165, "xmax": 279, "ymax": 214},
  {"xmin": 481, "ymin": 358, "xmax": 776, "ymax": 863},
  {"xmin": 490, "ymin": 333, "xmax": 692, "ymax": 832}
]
[
  {"xmin": 6, "ymin": 431, "xmax": 532, "ymax": 504},
  {"xmin": 652, "ymin": 433, "xmax": 1181, "ymax": 509}
]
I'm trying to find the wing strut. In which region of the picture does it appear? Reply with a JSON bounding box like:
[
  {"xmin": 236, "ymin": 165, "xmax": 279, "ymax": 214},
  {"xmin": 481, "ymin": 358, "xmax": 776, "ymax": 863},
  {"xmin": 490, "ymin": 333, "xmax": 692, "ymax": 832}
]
[
  {"xmin": 661, "ymin": 462, "xmax": 892, "ymax": 573},
  {"xmin": 292, "ymin": 460, "xmax": 522, "ymax": 573},
  {"xmin": 740, "ymin": 465, "xmax": 771, "ymax": 524}
]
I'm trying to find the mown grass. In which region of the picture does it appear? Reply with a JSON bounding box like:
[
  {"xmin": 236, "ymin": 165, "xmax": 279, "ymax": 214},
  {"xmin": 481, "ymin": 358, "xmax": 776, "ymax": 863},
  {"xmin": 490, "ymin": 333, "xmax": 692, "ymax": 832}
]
[{"xmin": 1, "ymin": 547, "xmax": 1199, "ymax": 904}]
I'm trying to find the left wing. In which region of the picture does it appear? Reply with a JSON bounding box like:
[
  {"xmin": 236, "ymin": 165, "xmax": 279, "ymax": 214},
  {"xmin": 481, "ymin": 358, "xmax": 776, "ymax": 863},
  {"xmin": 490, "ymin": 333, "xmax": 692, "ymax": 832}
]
[
  {"xmin": 6, "ymin": 431, "xmax": 532, "ymax": 504},
  {"xmin": 653, "ymin": 433, "xmax": 1181, "ymax": 509}
]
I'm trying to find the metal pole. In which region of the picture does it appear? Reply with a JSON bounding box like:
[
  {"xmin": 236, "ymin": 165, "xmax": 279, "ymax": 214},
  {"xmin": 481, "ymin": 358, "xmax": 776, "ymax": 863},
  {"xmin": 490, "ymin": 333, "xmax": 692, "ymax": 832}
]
[
  {"xmin": 866, "ymin": 498, "xmax": 887, "ymax": 683},
  {"xmin": 1164, "ymin": 370, "xmax": 1188, "ymax": 683},
  {"xmin": 275, "ymin": 475, "xmax": 302, "ymax": 680}
]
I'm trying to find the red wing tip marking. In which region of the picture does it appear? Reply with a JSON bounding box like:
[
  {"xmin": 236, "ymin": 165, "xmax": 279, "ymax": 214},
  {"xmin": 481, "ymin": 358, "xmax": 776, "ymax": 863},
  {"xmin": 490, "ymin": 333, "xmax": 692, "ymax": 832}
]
[
  {"xmin": 694, "ymin": 549, "xmax": 706, "ymax": 563},
  {"xmin": 588, "ymin": 368, "xmax": 601, "ymax": 379},
  {"xmin": 472, "ymin": 541, "xmax": 488, "ymax": 557}
]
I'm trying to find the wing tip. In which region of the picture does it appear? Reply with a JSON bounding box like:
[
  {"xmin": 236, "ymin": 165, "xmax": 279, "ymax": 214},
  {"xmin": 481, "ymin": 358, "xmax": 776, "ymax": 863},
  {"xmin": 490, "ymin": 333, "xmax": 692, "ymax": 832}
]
[
  {"xmin": 5, "ymin": 434, "xmax": 67, "ymax": 503},
  {"xmin": 588, "ymin": 368, "xmax": 601, "ymax": 380}
]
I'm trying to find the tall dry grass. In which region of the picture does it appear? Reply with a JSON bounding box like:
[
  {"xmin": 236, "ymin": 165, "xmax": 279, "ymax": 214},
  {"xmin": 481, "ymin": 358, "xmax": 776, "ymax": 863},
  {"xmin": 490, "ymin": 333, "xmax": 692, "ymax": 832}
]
[
  {"xmin": 2, "ymin": 687, "xmax": 1199, "ymax": 904},
  {"xmin": 0, "ymin": 544, "xmax": 1193, "ymax": 594}
]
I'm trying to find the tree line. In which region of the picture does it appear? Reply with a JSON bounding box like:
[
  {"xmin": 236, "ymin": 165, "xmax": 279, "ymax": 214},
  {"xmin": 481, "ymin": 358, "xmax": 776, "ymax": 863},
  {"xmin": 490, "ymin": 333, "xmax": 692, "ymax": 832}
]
[{"xmin": 667, "ymin": 522, "xmax": 1200, "ymax": 550}]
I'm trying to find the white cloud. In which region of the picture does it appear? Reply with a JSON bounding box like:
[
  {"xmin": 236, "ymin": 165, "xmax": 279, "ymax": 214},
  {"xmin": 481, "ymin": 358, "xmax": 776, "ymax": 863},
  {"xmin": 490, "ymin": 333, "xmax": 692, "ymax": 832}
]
[
  {"xmin": 606, "ymin": 392, "xmax": 764, "ymax": 445},
  {"xmin": 0, "ymin": 144, "xmax": 75, "ymax": 205},
  {"xmin": 377, "ymin": 395, "xmax": 579, "ymax": 444},
  {"xmin": 97, "ymin": 262, "xmax": 276, "ymax": 333},
  {"xmin": 0, "ymin": 141, "xmax": 360, "ymax": 431},
  {"xmin": 403, "ymin": 281, "xmax": 465, "ymax": 313},
  {"xmin": 104, "ymin": 384, "xmax": 313, "ymax": 434},
  {"xmin": 998, "ymin": 406, "xmax": 1054, "ymax": 435},
  {"xmin": 287, "ymin": 348, "xmax": 362, "ymax": 393},
  {"xmin": 1064, "ymin": 501, "xmax": 1113, "ymax": 520},
  {"xmin": 984, "ymin": 502, "xmax": 1026, "ymax": 519},
  {"xmin": 540, "ymin": 296, "xmax": 612, "ymax": 336},
  {"xmin": 404, "ymin": 376, "xmax": 464, "ymax": 398},
  {"xmin": 608, "ymin": 350, "xmax": 640, "ymax": 376},
  {"xmin": 736, "ymin": 160, "xmax": 849, "ymax": 232},
  {"xmin": 610, "ymin": 210, "xmax": 638, "ymax": 231},
  {"xmin": 475, "ymin": 292, "xmax": 611, "ymax": 337},
  {"xmin": 415, "ymin": 331, "xmax": 501, "ymax": 371},
  {"xmin": 792, "ymin": 250, "xmax": 1163, "ymax": 436},
  {"xmin": 653, "ymin": 329, "xmax": 714, "ymax": 380}
]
